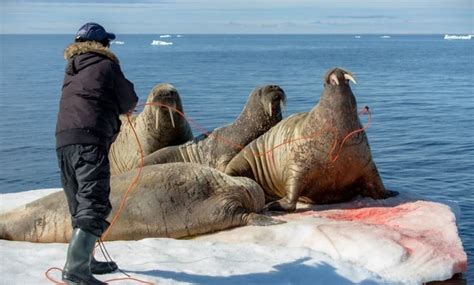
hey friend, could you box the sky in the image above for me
[1,0,473,34]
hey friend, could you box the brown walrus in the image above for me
[109,83,193,176]
[143,85,286,172]
[225,68,395,211]
[0,163,279,243]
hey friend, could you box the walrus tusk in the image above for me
[329,73,339,86]
[268,102,273,117]
[156,108,160,130]
[280,100,286,114]
[344,74,357,85]
[169,107,176,128]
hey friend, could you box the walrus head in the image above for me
[319,67,358,113]
[144,83,185,130]
[257,85,287,120]
[325,67,357,87]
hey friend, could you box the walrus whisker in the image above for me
[109,84,193,176]
[344,74,357,85]
[168,107,176,128]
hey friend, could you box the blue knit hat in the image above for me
[75,22,116,42]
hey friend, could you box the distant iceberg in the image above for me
[159,35,171,38]
[176,35,182,38]
[444,34,472,40]
[151,40,173,46]
[380,35,391,39]
[111,40,125,45]
[354,35,361,39]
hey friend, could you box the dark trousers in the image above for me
[57,144,112,237]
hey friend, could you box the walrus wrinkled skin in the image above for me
[225,68,394,212]
[0,163,276,243]
[109,83,193,176]
[144,85,286,172]
[145,85,286,171]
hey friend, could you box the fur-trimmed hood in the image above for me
[63,41,119,64]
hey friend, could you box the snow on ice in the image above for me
[0,189,467,284]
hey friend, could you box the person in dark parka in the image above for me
[55,22,138,285]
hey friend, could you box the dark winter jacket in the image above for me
[55,41,138,149]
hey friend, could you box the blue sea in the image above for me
[0,34,472,281]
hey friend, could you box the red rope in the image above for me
[45,113,154,284]
[329,106,371,162]
[45,102,371,284]
[141,102,371,161]
[101,114,144,241]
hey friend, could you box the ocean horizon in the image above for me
[0,33,471,35]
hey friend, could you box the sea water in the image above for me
[0,34,472,280]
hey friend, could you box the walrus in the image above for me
[143,85,286,171]
[225,68,395,211]
[0,163,279,243]
[109,83,193,176]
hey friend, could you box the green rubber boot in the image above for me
[62,228,107,285]
[91,256,118,275]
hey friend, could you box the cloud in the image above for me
[312,15,399,26]
[312,20,353,26]
[4,0,175,9]
[2,0,472,34]
[13,0,166,3]
[226,22,281,29]
[337,15,397,19]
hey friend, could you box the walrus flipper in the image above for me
[358,162,393,200]
[265,169,306,212]
[264,199,294,212]
[244,213,285,226]
[224,154,253,178]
